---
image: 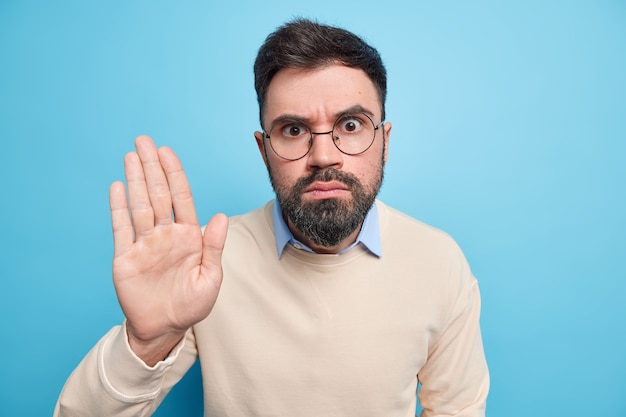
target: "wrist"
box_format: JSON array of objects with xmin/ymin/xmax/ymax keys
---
[{"xmin": 126, "ymin": 327, "xmax": 186, "ymax": 367}]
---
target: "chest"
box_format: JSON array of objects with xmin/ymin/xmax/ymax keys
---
[{"xmin": 194, "ymin": 259, "xmax": 445, "ymax": 416}]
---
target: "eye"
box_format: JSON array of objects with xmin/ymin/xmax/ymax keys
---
[
  {"xmin": 336, "ymin": 115, "xmax": 364, "ymax": 134},
  {"xmin": 280, "ymin": 122, "xmax": 309, "ymax": 139}
]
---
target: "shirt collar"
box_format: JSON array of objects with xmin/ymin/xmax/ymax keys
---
[{"xmin": 272, "ymin": 199, "xmax": 382, "ymax": 258}]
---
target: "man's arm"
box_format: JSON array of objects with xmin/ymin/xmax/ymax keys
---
[
  {"xmin": 54, "ymin": 324, "xmax": 198, "ymax": 417},
  {"xmin": 55, "ymin": 136, "xmax": 227, "ymax": 415},
  {"xmin": 417, "ymin": 249, "xmax": 490, "ymax": 417}
]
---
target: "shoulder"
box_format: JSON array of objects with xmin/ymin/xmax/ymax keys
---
[
  {"xmin": 222, "ymin": 200, "xmax": 276, "ymax": 254},
  {"xmin": 376, "ymin": 200, "xmax": 473, "ymax": 283},
  {"xmin": 227, "ymin": 201, "xmax": 272, "ymax": 230},
  {"xmin": 376, "ymin": 201, "xmax": 478, "ymax": 315},
  {"xmin": 376, "ymin": 200, "xmax": 461, "ymax": 254}
]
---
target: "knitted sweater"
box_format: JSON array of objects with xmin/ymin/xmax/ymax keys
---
[{"xmin": 55, "ymin": 200, "xmax": 489, "ymax": 416}]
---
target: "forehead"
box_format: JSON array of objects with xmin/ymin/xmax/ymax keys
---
[{"xmin": 263, "ymin": 64, "xmax": 381, "ymax": 124}]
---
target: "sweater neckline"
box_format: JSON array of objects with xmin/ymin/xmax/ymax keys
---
[{"xmin": 280, "ymin": 241, "xmax": 373, "ymax": 267}]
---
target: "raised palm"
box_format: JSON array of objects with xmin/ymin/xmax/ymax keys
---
[{"xmin": 109, "ymin": 136, "xmax": 227, "ymax": 365}]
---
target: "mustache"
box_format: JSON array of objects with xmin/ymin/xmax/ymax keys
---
[{"xmin": 292, "ymin": 168, "xmax": 361, "ymax": 194}]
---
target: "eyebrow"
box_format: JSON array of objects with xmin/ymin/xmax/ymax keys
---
[{"xmin": 267, "ymin": 104, "xmax": 377, "ymax": 129}]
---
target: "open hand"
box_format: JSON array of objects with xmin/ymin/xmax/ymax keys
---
[{"xmin": 109, "ymin": 136, "xmax": 228, "ymax": 365}]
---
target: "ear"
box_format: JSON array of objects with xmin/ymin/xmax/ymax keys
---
[
  {"xmin": 254, "ymin": 131, "xmax": 269, "ymax": 166},
  {"xmin": 382, "ymin": 122, "xmax": 392, "ymax": 164}
]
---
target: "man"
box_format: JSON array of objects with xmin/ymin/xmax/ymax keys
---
[{"xmin": 55, "ymin": 18, "xmax": 489, "ymax": 416}]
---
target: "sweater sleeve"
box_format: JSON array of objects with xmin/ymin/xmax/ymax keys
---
[
  {"xmin": 417, "ymin": 248, "xmax": 490, "ymax": 417},
  {"xmin": 54, "ymin": 322, "xmax": 198, "ymax": 417}
]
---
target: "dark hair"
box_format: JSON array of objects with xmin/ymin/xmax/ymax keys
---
[{"xmin": 254, "ymin": 18, "xmax": 387, "ymax": 125}]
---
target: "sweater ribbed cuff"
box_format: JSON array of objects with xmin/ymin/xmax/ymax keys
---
[{"xmin": 97, "ymin": 322, "xmax": 185, "ymax": 402}]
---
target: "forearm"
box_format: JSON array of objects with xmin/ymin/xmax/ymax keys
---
[
  {"xmin": 54, "ymin": 324, "xmax": 197, "ymax": 417},
  {"xmin": 419, "ymin": 277, "xmax": 490, "ymax": 416}
]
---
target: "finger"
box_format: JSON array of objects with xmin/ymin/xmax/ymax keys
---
[
  {"xmin": 201, "ymin": 213, "xmax": 229, "ymax": 280},
  {"xmin": 109, "ymin": 181, "xmax": 134, "ymax": 257},
  {"xmin": 125, "ymin": 150, "xmax": 155, "ymax": 236},
  {"xmin": 158, "ymin": 146, "xmax": 199, "ymax": 225},
  {"xmin": 135, "ymin": 135, "xmax": 173, "ymax": 226}
]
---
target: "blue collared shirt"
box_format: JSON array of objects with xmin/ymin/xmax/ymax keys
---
[{"xmin": 272, "ymin": 199, "xmax": 382, "ymax": 258}]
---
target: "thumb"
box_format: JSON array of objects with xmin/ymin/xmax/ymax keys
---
[{"xmin": 201, "ymin": 213, "xmax": 229, "ymax": 272}]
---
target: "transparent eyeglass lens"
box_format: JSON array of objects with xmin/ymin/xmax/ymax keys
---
[{"xmin": 267, "ymin": 113, "xmax": 378, "ymax": 160}]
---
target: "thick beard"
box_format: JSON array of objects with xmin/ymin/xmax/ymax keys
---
[{"xmin": 270, "ymin": 167, "xmax": 384, "ymax": 249}]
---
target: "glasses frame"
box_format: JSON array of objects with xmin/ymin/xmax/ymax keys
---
[{"xmin": 263, "ymin": 112, "xmax": 384, "ymax": 161}]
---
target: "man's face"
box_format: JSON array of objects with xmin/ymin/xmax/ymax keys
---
[{"xmin": 254, "ymin": 64, "xmax": 392, "ymax": 253}]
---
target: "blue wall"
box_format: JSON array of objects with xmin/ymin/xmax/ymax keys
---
[{"xmin": 1, "ymin": 1, "xmax": 624, "ymax": 416}]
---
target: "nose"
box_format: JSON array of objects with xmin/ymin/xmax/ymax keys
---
[{"xmin": 306, "ymin": 130, "xmax": 343, "ymax": 170}]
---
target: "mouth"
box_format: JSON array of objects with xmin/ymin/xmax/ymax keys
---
[{"xmin": 302, "ymin": 180, "xmax": 351, "ymax": 200}]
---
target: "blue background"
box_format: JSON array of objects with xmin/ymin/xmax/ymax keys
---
[{"xmin": 1, "ymin": 1, "xmax": 625, "ymax": 416}]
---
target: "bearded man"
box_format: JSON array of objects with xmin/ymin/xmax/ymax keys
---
[{"xmin": 55, "ymin": 18, "xmax": 489, "ymax": 417}]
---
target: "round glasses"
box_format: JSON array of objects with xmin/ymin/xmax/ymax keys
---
[{"xmin": 263, "ymin": 112, "xmax": 384, "ymax": 161}]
